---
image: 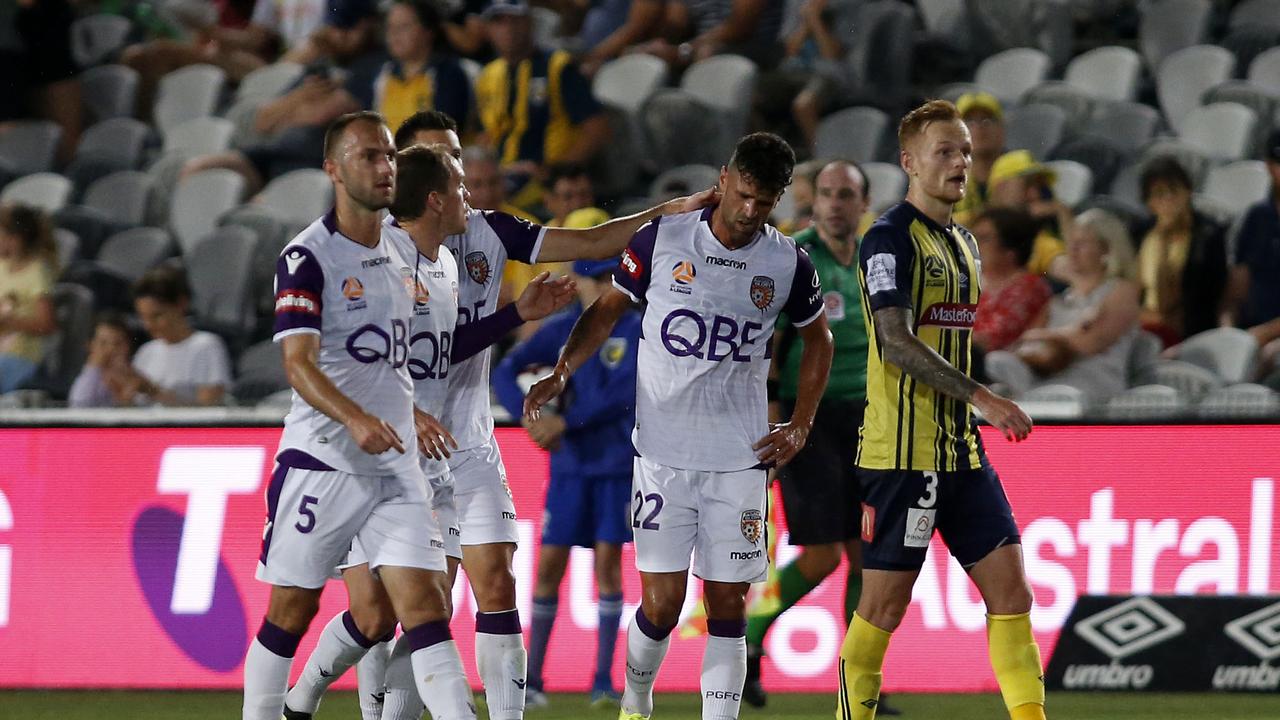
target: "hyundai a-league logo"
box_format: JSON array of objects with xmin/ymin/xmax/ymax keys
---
[
  {"xmin": 1075, "ymin": 597, "xmax": 1186, "ymax": 660},
  {"xmin": 1224, "ymin": 601, "xmax": 1280, "ymax": 661}
]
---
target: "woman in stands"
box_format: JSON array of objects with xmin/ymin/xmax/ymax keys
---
[
  {"xmin": 67, "ymin": 311, "xmax": 137, "ymax": 408},
  {"xmin": 0, "ymin": 204, "xmax": 58, "ymax": 394},
  {"xmin": 985, "ymin": 208, "xmax": 1141, "ymax": 403}
]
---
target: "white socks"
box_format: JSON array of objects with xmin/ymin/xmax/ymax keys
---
[
  {"xmin": 475, "ymin": 609, "xmax": 526, "ymax": 720},
  {"xmin": 284, "ymin": 611, "xmax": 378, "ymax": 715},
  {"xmin": 701, "ymin": 620, "xmax": 747, "ymax": 720},
  {"xmin": 404, "ymin": 620, "xmax": 476, "ymax": 720},
  {"xmin": 357, "ymin": 638, "xmax": 392, "ymax": 720},
  {"xmin": 622, "ymin": 609, "xmax": 674, "ymax": 718},
  {"xmin": 243, "ymin": 620, "xmax": 301, "ymax": 720}
]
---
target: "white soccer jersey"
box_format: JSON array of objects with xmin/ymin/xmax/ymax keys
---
[
  {"xmin": 272, "ymin": 211, "xmax": 421, "ymax": 475},
  {"xmin": 385, "ymin": 218, "xmax": 461, "ymax": 479},
  {"xmin": 442, "ymin": 209, "xmax": 546, "ymax": 450},
  {"xmin": 613, "ymin": 207, "xmax": 823, "ymax": 472}
]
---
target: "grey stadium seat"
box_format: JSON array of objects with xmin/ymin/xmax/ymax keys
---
[
  {"xmin": 1044, "ymin": 160, "xmax": 1093, "ymax": 207},
  {"xmin": 1248, "ymin": 47, "xmax": 1280, "ymax": 96},
  {"xmin": 1173, "ymin": 327, "xmax": 1260, "ymax": 385},
  {"xmin": 169, "ymin": 169, "xmax": 247, "ymax": 256},
  {"xmin": 1137, "ymin": 359, "xmax": 1223, "ymax": 401},
  {"xmin": 1105, "ymin": 384, "xmax": 1188, "ymax": 421},
  {"xmin": 1229, "ymin": 0, "xmax": 1280, "ymax": 31},
  {"xmin": 641, "ymin": 90, "xmax": 724, "ymax": 171},
  {"xmin": 1197, "ymin": 383, "xmax": 1280, "ymax": 419},
  {"xmin": 70, "ymin": 13, "xmax": 132, "ymax": 68},
  {"xmin": 0, "ymin": 121, "xmax": 62, "ymax": 176},
  {"xmin": 235, "ymin": 62, "xmax": 304, "ymax": 102},
  {"xmin": 254, "ymin": 169, "xmax": 334, "ymax": 226},
  {"xmin": 162, "ymin": 117, "xmax": 235, "ymax": 156},
  {"xmin": 1051, "ymin": 137, "xmax": 1124, "ymax": 194},
  {"xmin": 1138, "ymin": 140, "xmax": 1211, "ymax": 189},
  {"xmin": 1201, "ymin": 161, "xmax": 1271, "ymax": 220},
  {"xmin": 30, "ymin": 283, "xmax": 96, "ymax": 398},
  {"xmin": 1202, "ymin": 82, "xmax": 1277, "ymax": 159},
  {"xmin": 1156, "ymin": 44, "xmax": 1235, "ymax": 136},
  {"xmin": 1180, "ymin": 102, "xmax": 1258, "ymax": 162},
  {"xmin": 54, "ymin": 228, "xmax": 80, "ymax": 269},
  {"xmin": 1088, "ymin": 102, "xmax": 1160, "ymax": 155},
  {"xmin": 95, "ymin": 227, "xmax": 173, "ymax": 282},
  {"xmin": 81, "ymin": 64, "xmax": 139, "ymax": 123},
  {"xmin": 680, "ymin": 55, "xmax": 757, "ymax": 159},
  {"xmin": 862, "ymin": 162, "xmax": 907, "ymax": 215},
  {"xmin": 153, "ymin": 64, "xmax": 226, "ymax": 135},
  {"xmin": 1024, "ymin": 82, "xmax": 1094, "ymax": 130},
  {"xmin": 1127, "ymin": 329, "xmax": 1164, "ymax": 385},
  {"xmin": 233, "ymin": 340, "xmax": 290, "ymax": 403},
  {"xmin": 975, "ymin": 47, "xmax": 1052, "ymax": 107},
  {"xmin": 1004, "ymin": 103, "xmax": 1067, "ymax": 158},
  {"xmin": 187, "ymin": 225, "xmax": 259, "ymax": 346},
  {"xmin": 1, "ymin": 173, "xmax": 73, "ymax": 213},
  {"xmin": 649, "ymin": 164, "xmax": 720, "ymax": 203},
  {"xmin": 1065, "ymin": 46, "xmax": 1142, "ymax": 102},
  {"xmin": 1139, "ymin": 0, "xmax": 1211, "ymax": 71},
  {"xmin": 75, "ymin": 117, "xmax": 151, "ymax": 171},
  {"xmin": 593, "ymin": 55, "xmax": 668, "ymax": 114},
  {"xmin": 814, "ymin": 107, "xmax": 891, "ymax": 163},
  {"xmin": 82, "ymin": 170, "xmax": 152, "ymax": 227}
]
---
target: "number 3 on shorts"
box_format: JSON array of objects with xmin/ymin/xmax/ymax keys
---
[
  {"xmin": 917, "ymin": 472, "xmax": 938, "ymax": 509},
  {"xmin": 632, "ymin": 491, "xmax": 662, "ymax": 530}
]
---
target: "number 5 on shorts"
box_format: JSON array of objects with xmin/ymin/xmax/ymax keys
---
[
  {"xmin": 632, "ymin": 491, "xmax": 663, "ymax": 530},
  {"xmin": 296, "ymin": 495, "xmax": 319, "ymax": 533}
]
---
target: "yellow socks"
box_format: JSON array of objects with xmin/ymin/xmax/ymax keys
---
[
  {"xmin": 836, "ymin": 613, "xmax": 892, "ymax": 720},
  {"xmin": 988, "ymin": 612, "xmax": 1046, "ymax": 720}
]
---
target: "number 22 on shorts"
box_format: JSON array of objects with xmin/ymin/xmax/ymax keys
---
[{"xmin": 904, "ymin": 472, "xmax": 937, "ymax": 548}]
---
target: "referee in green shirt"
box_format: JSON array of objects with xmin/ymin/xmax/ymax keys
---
[{"xmin": 746, "ymin": 161, "xmax": 899, "ymax": 715}]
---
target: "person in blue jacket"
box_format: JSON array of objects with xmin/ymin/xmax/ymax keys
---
[{"xmin": 493, "ymin": 258, "xmax": 640, "ymax": 710}]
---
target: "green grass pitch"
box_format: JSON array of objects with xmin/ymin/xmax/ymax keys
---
[{"xmin": 4, "ymin": 691, "xmax": 1277, "ymax": 719}]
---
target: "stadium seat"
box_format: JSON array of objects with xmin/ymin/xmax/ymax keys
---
[
  {"xmin": 95, "ymin": 227, "xmax": 173, "ymax": 282},
  {"xmin": 861, "ymin": 162, "xmax": 907, "ymax": 214},
  {"xmin": 54, "ymin": 228, "xmax": 80, "ymax": 270},
  {"xmin": 1197, "ymin": 383, "xmax": 1280, "ymax": 419},
  {"xmin": 1138, "ymin": 359, "xmax": 1223, "ymax": 401},
  {"xmin": 234, "ymin": 62, "xmax": 304, "ymax": 102},
  {"xmin": 1105, "ymin": 384, "xmax": 1188, "ymax": 420},
  {"xmin": 257, "ymin": 388, "xmax": 294, "ymax": 411},
  {"xmin": 233, "ymin": 340, "xmax": 290, "ymax": 404},
  {"xmin": 1088, "ymin": 101, "xmax": 1160, "ymax": 154},
  {"xmin": 81, "ymin": 170, "xmax": 152, "ymax": 228},
  {"xmin": 1004, "ymin": 103, "xmax": 1067, "ymax": 158},
  {"xmin": 70, "ymin": 13, "xmax": 132, "ymax": 68},
  {"xmin": 1156, "ymin": 45, "xmax": 1235, "ymax": 136},
  {"xmin": 152, "ymin": 64, "xmax": 226, "ymax": 136},
  {"xmin": 1052, "ymin": 137, "xmax": 1124, "ymax": 194},
  {"xmin": 1044, "ymin": 160, "xmax": 1093, "ymax": 207},
  {"xmin": 1172, "ymin": 327, "xmax": 1260, "ymax": 385},
  {"xmin": 1127, "ymin": 329, "xmax": 1164, "ymax": 385},
  {"xmin": 169, "ymin": 169, "xmax": 247, "ymax": 256},
  {"xmin": 917, "ymin": 0, "xmax": 967, "ymax": 38},
  {"xmin": 1229, "ymin": 0, "xmax": 1280, "ymax": 31},
  {"xmin": 27, "ymin": 283, "xmax": 96, "ymax": 398},
  {"xmin": 1247, "ymin": 47, "xmax": 1280, "ymax": 96},
  {"xmin": 1138, "ymin": 139, "xmax": 1211, "ymax": 188},
  {"xmin": 1024, "ymin": 82, "xmax": 1094, "ymax": 130},
  {"xmin": 1017, "ymin": 384, "xmax": 1089, "ymax": 420},
  {"xmin": 936, "ymin": 82, "xmax": 981, "ymax": 104},
  {"xmin": 67, "ymin": 118, "xmax": 152, "ymax": 195},
  {"xmin": 641, "ymin": 90, "xmax": 724, "ymax": 170},
  {"xmin": 1202, "ymin": 82, "xmax": 1276, "ymax": 158},
  {"xmin": 842, "ymin": 0, "xmax": 916, "ymax": 111},
  {"xmin": 188, "ymin": 225, "xmax": 259, "ymax": 347},
  {"xmin": 594, "ymin": 55, "xmax": 668, "ymax": 114},
  {"xmin": 1, "ymin": 173, "xmax": 73, "ymax": 213},
  {"xmin": 1201, "ymin": 161, "xmax": 1271, "ymax": 220},
  {"xmin": 162, "ymin": 117, "xmax": 235, "ymax": 156},
  {"xmin": 649, "ymin": 164, "xmax": 720, "ymax": 202},
  {"xmin": 1180, "ymin": 102, "xmax": 1258, "ymax": 162},
  {"xmin": 254, "ymin": 169, "xmax": 334, "ymax": 226},
  {"xmin": 814, "ymin": 106, "xmax": 891, "ymax": 163},
  {"xmin": 80, "ymin": 64, "xmax": 139, "ymax": 123},
  {"xmin": 1108, "ymin": 160, "xmax": 1145, "ymax": 206},
  {"xmin": 681, "ymin": 55, "xmax": 758, "ymax": 159},
  {"xmin": 0, "ymin": 121, "xmax": 62, "ymax": 176},
  {"xmin": 975, "ymin": 47, "xmax": 1052, "ymax": 107},
  {"xmin": 1064, "ymin": 46, "xmax": 1142, "ymax": 102},
  {"xmin": 220, "ymin": 204, "xmax": 298, "ymax": 317},
  {"xmin": 1139, "ymin": 0, "xmax": 1211, "ymax": 71},
  {"xmin": 1220, "ymin": 25, "xmax": 1280, "ymax": 78}
]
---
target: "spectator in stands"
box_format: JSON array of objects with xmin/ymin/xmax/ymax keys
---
[
  {"xmin": 986, "ymin": 150, "xmax": 1069, "ymax": 278},
  {"xmin": 374, "ymin": 0, "xmax": 472, "ymax": 133},
  {"xmin": 577, "ymin": 0, "xmax": 663, "ymax": 76},
  {"xmin": 953, "ymin": 92, "xmax": 1006, "ymax": 227},
  {"xmin": 986, "ymin": 209, "xmax": 1140, "ymax": 403},
  {"xmin": 971, "ymin": 207, "xmax": 1052, "ymax": 355},
  {"xmin": 67, "ymin": 311, "xmax": 137, "ymax": 408},
  {"xmin": 279, "ymin": 0, "xmax": 381, "ymax": 66},
  {"xmin": 0, "ymin": 204, "xmax": 57, "ymax": 394},
  {"xmin": 752, "ymin": 0, "xmax": 859, "ymax": 153},
  {"xmin": 771, "ymin": 158, "xmax": 821, "ymax": 234},
  {"xmin": 439, "ymin": 0, "xmax": 493, "ymax": 58},
  {"xmin": 114, "ymin": 266, "xmax": 231, "ymax": 406},
  {"xmin": 1, "ymin": 0, "xmax": 81, "ymax": 164},
  {"xmin": 624, "ymin": 0, "xmax": 784, "ymax": 71},
  {"xmin": 1228, "ymin": 129, "xmax": 1280, "ymax": 376},
  {"xmin": 1135, "ymin": 155, "xmax": 1228, "ymax": 346},
  {"xmin": 463, "ymin": 145, "xmax": 539, "ymax": 221},
  {"xmin": 476, "ymin": 0, "xmax": 610, "ymax": 195}
]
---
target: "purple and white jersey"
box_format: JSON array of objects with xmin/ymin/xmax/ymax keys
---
[
  {"xmin": 384, "ymin": 218, "xmax": 461, "ymax": 479},
  {"xmin": 272, "ymin": 211, "xmax": 420, "ymax": 475},
  {"xmin": 613, "ymin": 208, "xmax": 823, "ymax": 472},
  {"xmin": 442, "ymin": 209, "xmax": 545, "ymax": 450}
]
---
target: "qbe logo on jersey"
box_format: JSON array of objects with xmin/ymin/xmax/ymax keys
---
[
  {"xmin": 1063, "ymin": 597, "xmax": 1186, "ymax": 689},
  {"xmin": 1215, "ymin": 601, "xmax": 1280, "ymax": 690}
]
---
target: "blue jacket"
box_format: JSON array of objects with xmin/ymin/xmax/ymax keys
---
[{"xmin": 494, "ymin": 304, "xmax": 640, "ymax": 478}]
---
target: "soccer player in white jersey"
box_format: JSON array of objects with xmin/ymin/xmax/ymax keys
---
[
  {"xmin": 525, "ymin": 133, "xmax": 835, "ymax": 720},
  {"xmin": 245, "ymin": 112, "xmax": 476, "ymax": 720}
]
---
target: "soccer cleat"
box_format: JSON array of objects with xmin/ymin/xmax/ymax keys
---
[
  {"xmin": 281, "ymin": 705, "xmax": 312, "ymax": 720},
  {"xmin": 743, "ymin": 643, "xmax": 767, "ymax": 708},
  {"xmin": 525, "ymin": 687, "xmax": 550, "ymax": 710},
  {"xmin": 618, "ymin": 711, "xmax": 650, "ymax": 720},
  {"xmin": 589, "ymin": 688, "xmax": 622, "ymax": 709}
]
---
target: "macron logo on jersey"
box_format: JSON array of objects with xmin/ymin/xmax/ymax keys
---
[
  {"xmin": 284, "ymin": 250, "xmax": 307, "ymax": 275},
  {"xmin": 919, "ymin": 302, "xmax": 978, "ymax": 328}
]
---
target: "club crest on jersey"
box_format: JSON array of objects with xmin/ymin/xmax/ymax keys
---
[
  {"xmin": 749, "ymin": 275, "xmax": 775, "ymax": 310},
  {"xmin": 669, "ymin": 261, "xmax": 695, "ymax": 295},
  {"xmin": 465, "ymin": 251, "xmax": 491, "ymax": 285},
  {"xmin": 342, "ymin": 276, "xmax": 367, "ymax": 310},
  {"xmin": 740, "ymin": 509, "xmax": 763, "ymax": 544},
  {"xmin": 600, "ymin": 337, "xmax": 627, "ymax": 368}
]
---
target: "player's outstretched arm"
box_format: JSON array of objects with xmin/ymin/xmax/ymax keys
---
[
  {"xmin": 450, "ymin": 273, "xmax": 577, "ymax": 363},
  {"xmin": 536, "ymin": 186, "xmax": 720, "ymax": 262},
  {"xmin": 754, "ymin": 314, "xmax": 833, "ymax": 467},
  {"xmin": 280, "ymin": 333, "xmax": 405, "ymax": 455},
  {"xmin": 524, "ymin": 286, "xmax": 632, "ymax": 419},
  {"xmin": 874, "ymin": 306, "xmax": 1032, "ymax": 442}
]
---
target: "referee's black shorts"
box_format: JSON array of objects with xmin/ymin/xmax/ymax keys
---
[{"xmin": 776, "ymin": 397, "xmax": 864, "ymax": 546}]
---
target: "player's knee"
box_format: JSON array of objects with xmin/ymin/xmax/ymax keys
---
[
  {"xmin": 265, "ymin": 590, "xmax": 321, "ymax": 635},
  {"xmin": 988, "ymin": 581, "xmax": 1034, "ymax": 616},
  {"xmin": 350, "ymin": 601, "xmax": 397, "ymax": 641},
  {"xmin": 471, "ymin": 565, "xmax": 518, "ymax": 610},
  {"xmin": 858, "ymin": 594, "xmax": 911, "ymax": 632},
  {"xmin": 640, "ymin": 597, "xmax": 683, "ymax": 629}
]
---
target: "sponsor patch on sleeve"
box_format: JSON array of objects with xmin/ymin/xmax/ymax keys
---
[
  {"xmin": 621, "ymin": 247, "xmax": 643, "ymax": 279},
  {"xmin": 275, "ymin": 290, "xmax": 320, "ymax": 315},
  {"xmin": 866, "ymin": 253, "xmax": 897, "ymax": 295}
]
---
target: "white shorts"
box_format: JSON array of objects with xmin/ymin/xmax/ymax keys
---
[
  {"xmin": 339, "ymin": 467, "xmax": 463, "ymax": 573},
  {"xmin": 631, "ymin": 457, "xmax": 768, "ymax": 583},
  {"xmin": 256, "ymin": 462, "xmax": 447, "ymax": 589},
  {"xmin": 447, "ymin": 435, "xmax": 519, "ymax": 547}
]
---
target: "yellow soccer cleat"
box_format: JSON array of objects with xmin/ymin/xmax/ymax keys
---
[{"xmin": 618, "ymin": 710, "xmax": 650, "ymax": 720}]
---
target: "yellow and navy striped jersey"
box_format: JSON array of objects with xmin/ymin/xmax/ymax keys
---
[
  {"xmin": 475, "ymin": 48, "xmax": 603, "ymax": 165},
  {"xmin": 374, "ymin": 56, "xmax": 473, "ymax": 136},
  {"xmin": 857, "ymin": 201, "xmax": 985, "ymax": 472}
]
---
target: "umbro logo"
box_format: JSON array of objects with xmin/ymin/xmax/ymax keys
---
[
  {"xmin": 285, "ymin": 250, "xmax": 306, "ymax": 275},
  {"xmin": 861, "ymin": 699, "xmax": 878, "ymax": 709}
]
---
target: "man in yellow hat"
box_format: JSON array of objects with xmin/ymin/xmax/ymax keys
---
[
  {"xmin": 986, "ymin": 149, "xmax": 1069, "ymax": 278},
  {"xmin": 953, "ymin": 92, "xmax": 1006, "ymax": 226}
]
